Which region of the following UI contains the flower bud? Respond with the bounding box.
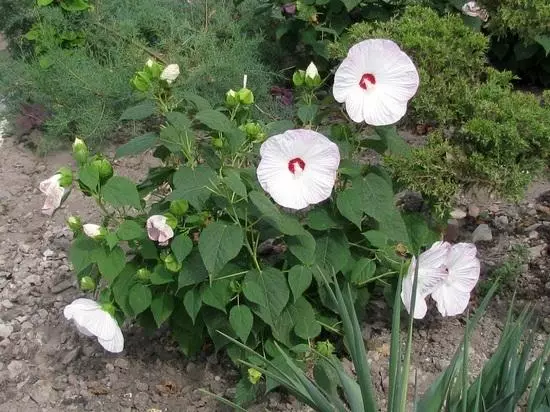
[163,213,178,229]
[79,276,96,291]
[90,157,113,182]
[136,268,151,281]
[169,199,189,216]
[212,137,224,149]
[315,340,335,357]
[237,87,254,105]
[83,223,104,240]
[163,253,181,272]
[144,59,163,79]
[67,216,82,232]
[292,70,305,87]
[100,302,116,317]
[248,368,262,385]
[72,137,88,164]
[131,72,151,92]
[57,167,73,188]
[304,62,321,87]
[225,89,239,108]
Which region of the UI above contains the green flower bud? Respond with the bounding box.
[79,276,96,291]
[248,368,262,385]
[90,157,113,182]
[163,213,178,229]
[225,89,239,108]
[131,72,151,92]
[72,137,88,164]
[292,70,306,87]
[237,87,254,105]
[100,302,116,317]
[169,199,189,216]
[144,59,163,79]
[136,268,151,281]
[67,216,82,232]
[163,253,181,272]
[304,62,321,87]
[229,280,241,293]
[212,137,224,149]
[316,340,335,357]
[57,166,73,187]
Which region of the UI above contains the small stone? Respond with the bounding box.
[529,231,539,240]
[29,380,54,405]
[105,363,115,372]
[136,382,149,392]
[0,322,13,339]
[468,204,480,218]
[43,249,55,258]
[489,204,500,213]
[524,223,541,232]
[529,244,547,260]
[1,300,14,309]
[7,360,26,379]
[472,224,493,243]
[114,358,129,370]
[450,208,467,219]
[214,375,221,382]
[494,215,509,229]
[61,347,80,365]
[50,278,74,294]
[444,219,460,243]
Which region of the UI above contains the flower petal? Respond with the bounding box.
[447,243,480,293]
[39,174,65,216]
[431,284,471,317]
[97,323,125,353]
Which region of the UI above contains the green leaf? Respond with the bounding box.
[297,104,319,124]
[535,35,550,56]
[78,164,100,193]
[116,220,146,241]
[337,187,363,228]
[195,109,245,153]
[249,191,305,236]
[243,268,289,326]
[403,213,439,255]
[111,264,137,316]
[150,266,175,285]
[119,101,156,121]
[291,297,321,339]
[223,169,247,198]
[198,222,243,274]
[265,120,294,136]
[373,126,411,157]
[229,305,254,342]
[159,122,195,155]
[150,294,174,327]
[59,0,89,11]
[314,231,351,274]
[183,288,202,323]
[128,284,152,315]
[306,207,340,230]
[69,235,102,273]
[171,305,205,356]
[288,265,313,302]
[96,246,126,282]
[350,258,376,285]
[287,231,316,265]
[37,0,54,5]
[104,232,119,250]
[171,234,193,264]
[341,0,361,11]
[234,377,259,406]
[183,92,212,111]
[178,251,208,288]
[139,239,158,260]
[201,279,233,313]
[169,165,216,210]
[101,176,142,209]
[115,133,158,158]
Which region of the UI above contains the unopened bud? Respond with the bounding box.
[316,340,335,357]
[100,302,116,317]
[83,223,104,240]
[80,276,96,291]
[237,88,254,105]
[67,216,82,231]
[304,62,321,87]
[169,199,189,216]
[136,268,151,281]
[292,70,306,87]
[225,89,239,108]
[248,368,262,385]
[90,157,113,182]
[72,138,88,164]
[57,167,73,187]
[163,253,181,272]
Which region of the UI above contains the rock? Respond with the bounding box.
[494,215,509,229]
[472,224,493,243]
[0,322,13,339]
[529,231,539,240]
[61,347,80,365]
[450,208,467,219]
[468,204,480,218]
[114,358,129,370]
[42,249,55,258]
[50,278,74,294]
[529,244,547,260]
[444,219,460,243]
[29,380,55,405]
[7,360,27,379]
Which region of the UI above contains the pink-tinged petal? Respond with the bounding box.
[344,89,366,123]
[447,243,480,293]
[431,285,471,317]
[333,59,362,103]
[39,174,65,216]
[146,215,174,244]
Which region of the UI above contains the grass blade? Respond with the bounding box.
[388,262,405,412]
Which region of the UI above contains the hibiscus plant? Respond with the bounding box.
[40,39,492,403]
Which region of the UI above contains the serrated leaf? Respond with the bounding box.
[372,125,411,156]
[198,222,243,274]
[195,109,245,153]
[119,101,156,121]
[223,169,247,198]
[178,251,208,288]
[111,264,137,316]
[159,122,195,155]
[243,268,289,326]
[337,187,363,228]
[150,294,174,327]
[288,265,313,302]
[116,220,146,241]
[105,232,119,250]
[171,234,193,263]
[183,92,212,111]
[290,297,321,339]
[297,104,319,124]
[69,235,102,273]
[169,165,216,210]
[128,283,152,315]
[96,246,126,282]
[115,133,158,158]
[306,207,340,230]
[229,305,253,342]
[249,191,305,236]
[287,231,316,265]
[341,0,361,11]
[101,176,142,209]
[150,266,175,285]
[314,231,351,274]
[350,258,376,285]
[265,120,294,136]
[78,163,100,193]
[201,279,233,313]
[183,288,202,323]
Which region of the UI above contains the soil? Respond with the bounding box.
[1,35,550,412]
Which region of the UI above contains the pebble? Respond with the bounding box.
[529,231,539,239]
[7,360,26,379]
[494,215,509,229]
[472,224,493,243]
[42,249,55,258]
[529,244,547,260]
[114,358,130,370]
[0,322,13,339]
[468,204,480,218]
[450,208,467,219]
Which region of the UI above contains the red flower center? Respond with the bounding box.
[288,157,306,174]
[359,73,376,90]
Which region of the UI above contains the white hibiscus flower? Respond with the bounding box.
[256,129,340,210]
[39,174,65,216]
[146,215,174,246]
[333,39,420,126]
[64,298,124,353]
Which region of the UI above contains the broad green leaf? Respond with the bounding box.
[535,35,550,56]
[150,266,176,285]
[37,0,54,5]
[78,163,100,193]
[201,279,233,313]
[290,297,321,339]
[243,268,289,326]
[183,288,202,323]
[223,169,247,198]
[297,104,319,124]
[195,109,245,153]
[119,101,156,121]
[249,191,305,236]
[198,222,243,274]
[101,176,142,209]
[183,92,212,111]
[372,126,411,156]
[337,188,363,228]
[169,165,217,210]
[59,0,89,11]
[104,232,119,250]
[178,251,208,288]
[150,294,174,327]
[314,231,351,274]
[234,377,260,406]
[306,207,340,230]
[69,236,102,273]
[229,305,254,342]
[265,120,294,136]
[403,213,439,255]
[288,265,313,302]
[171,305,205,356]
[203,308,234,350]
[350,258,376,285]
[128,284,152,315]
[287,231,316,265]
[159,114,195,155]
[139,238,158,260]
[116,220,146,241]
[171,234,193,263]
[111,264,137,316]
[341,0,361,11]
[96,246,126,282]
[115,133,158,158]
